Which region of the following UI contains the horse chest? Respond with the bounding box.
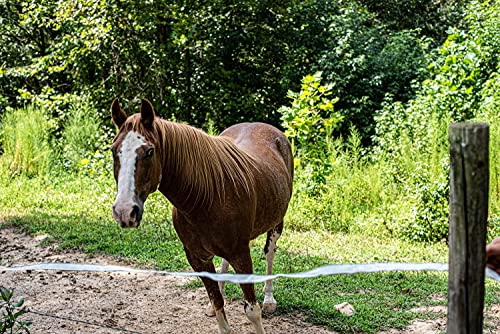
[172,207,253,257]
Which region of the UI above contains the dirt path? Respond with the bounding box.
[1,227,498,333]
[0,227,338,334]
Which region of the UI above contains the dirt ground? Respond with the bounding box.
[1,226,498,333]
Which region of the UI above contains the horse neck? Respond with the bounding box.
[156,121,254,213]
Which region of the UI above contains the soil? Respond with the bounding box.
[1,226,499,334]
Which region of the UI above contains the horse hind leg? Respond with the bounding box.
[262,222,283,314]
[205,258,230,317]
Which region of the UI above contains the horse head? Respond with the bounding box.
[110,99,162,228]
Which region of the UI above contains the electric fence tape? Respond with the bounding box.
[2,262,500,283]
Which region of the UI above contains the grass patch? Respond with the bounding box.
[0,173,499,333]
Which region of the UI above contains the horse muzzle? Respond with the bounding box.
[112,202,143,228]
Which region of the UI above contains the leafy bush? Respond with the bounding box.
[0,106,53,177]
[401,161,449,243]
[0,99,111,178]
[373,0,500,242]
[315,4,432,143]
[280,72,342,194]
[362,0,466,43]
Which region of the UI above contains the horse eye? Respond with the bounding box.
[146,148,154,158]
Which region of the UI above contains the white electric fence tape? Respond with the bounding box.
[1,262,499,283]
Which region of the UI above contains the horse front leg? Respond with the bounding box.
[185,251,231,334]
[229,251,266,334]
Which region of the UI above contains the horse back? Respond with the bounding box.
[220,122,293,187]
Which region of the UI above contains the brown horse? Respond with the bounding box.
[110,99,293,334]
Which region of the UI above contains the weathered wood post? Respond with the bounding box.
[448,123,489,334]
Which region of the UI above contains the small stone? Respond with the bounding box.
[335,302,355,316]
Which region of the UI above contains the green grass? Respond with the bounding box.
[0,173,499,333]
[0,106,52,177]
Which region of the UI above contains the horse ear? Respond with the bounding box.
[140,99,155,129]
[111,98,127,128]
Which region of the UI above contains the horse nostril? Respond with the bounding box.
[130,204,140,221]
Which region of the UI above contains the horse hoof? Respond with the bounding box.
[205,303,216,317]
[262,302,277,314]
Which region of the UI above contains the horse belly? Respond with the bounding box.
[227,125,292,238]
[251,172,291,239]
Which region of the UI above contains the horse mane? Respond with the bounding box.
[123,114,257,207]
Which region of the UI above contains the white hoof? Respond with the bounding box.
[205,302,216,317]
[262,297,277,314]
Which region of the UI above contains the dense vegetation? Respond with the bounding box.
[1,0,500,332]
[0,0,466,140]
[1,0,500,261]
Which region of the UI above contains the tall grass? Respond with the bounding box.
[60,100,106,170]
[0,102,110,178]
[288,129,392,235]
[287,109,500,242]
[0,106,52,177]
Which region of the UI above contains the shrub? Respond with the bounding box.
[372,0,500,242]
[402,161,449,242]
[279,72,342,194]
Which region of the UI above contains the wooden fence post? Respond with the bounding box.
[448,123,489,334]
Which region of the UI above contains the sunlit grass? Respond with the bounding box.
[0,173,498,333]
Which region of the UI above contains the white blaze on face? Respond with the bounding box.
[116,131,146,203]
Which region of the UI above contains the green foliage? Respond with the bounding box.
[0,0,498,249]
[0,287,31,334]
[280,72,341,194]
[288,129,388,234]
[0,0,301,127]
[280,73,341,150]
[0,0,462,137]
[0,106,53,177]
[401,161,450,242]
[60,100,108,173]
[362,0,466,43]
[0,101,110,178]
[373,0,500,242]
[314,4,432,143]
